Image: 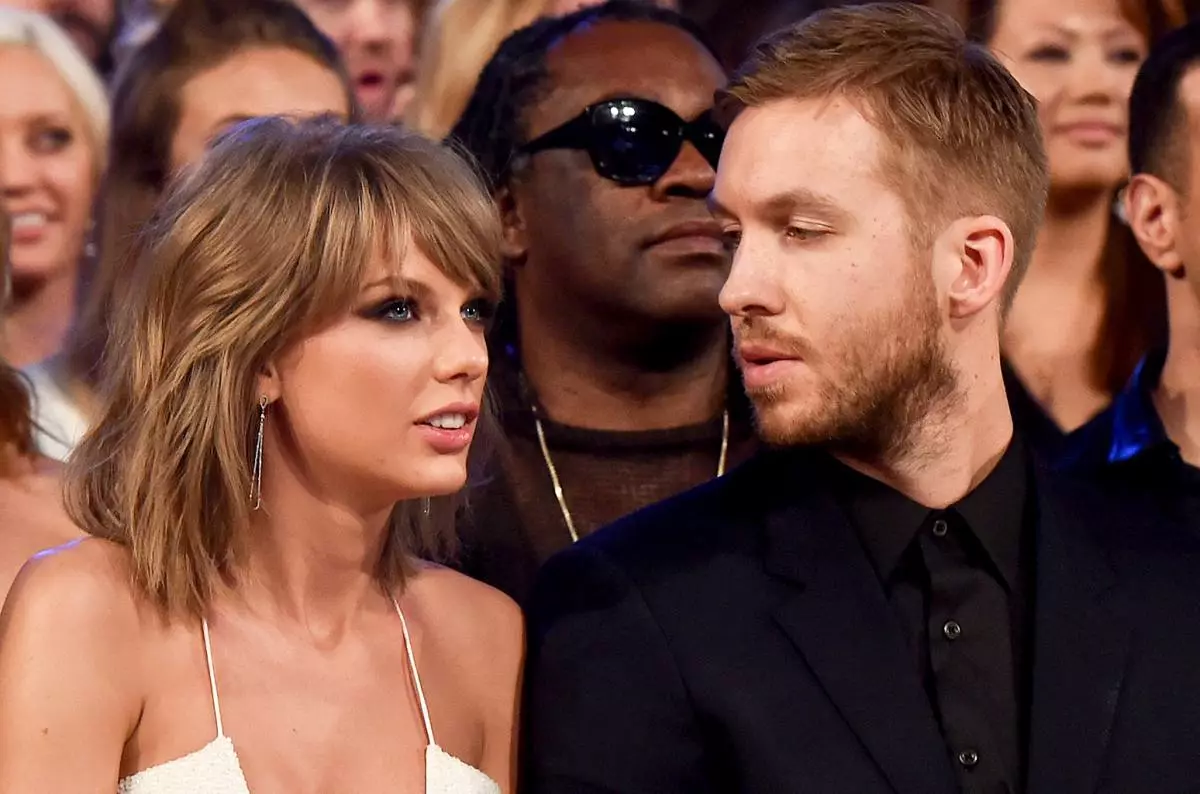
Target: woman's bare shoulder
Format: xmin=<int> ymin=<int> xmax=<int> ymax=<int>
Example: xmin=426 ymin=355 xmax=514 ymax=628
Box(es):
xmin=0 ymin=460 xmax=87 ymax=605
xmin=1 ymin=537 xmax=144 ymax=643
xmin=404 ymin=561 xmax=524 ymax=661
xmin=0 ymin=539 xmax=148 ymax=782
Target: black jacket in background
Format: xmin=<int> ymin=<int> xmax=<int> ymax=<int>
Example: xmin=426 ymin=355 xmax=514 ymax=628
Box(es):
xmin=522 ymin=445 xmax=1200 ymax=794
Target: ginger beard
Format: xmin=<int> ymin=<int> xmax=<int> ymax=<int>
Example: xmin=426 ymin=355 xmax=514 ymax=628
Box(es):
xmin=738 ymin=255 xmax=961 ymax=461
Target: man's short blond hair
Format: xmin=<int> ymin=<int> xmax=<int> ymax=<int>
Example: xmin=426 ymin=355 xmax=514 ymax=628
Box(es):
xmin=720 ymin=2 xmax=1049 ymax=312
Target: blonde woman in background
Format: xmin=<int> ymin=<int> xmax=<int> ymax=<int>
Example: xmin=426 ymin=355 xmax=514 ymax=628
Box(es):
xmin=0 ymin=8 xmax=107 ymax=368
xmin=0 ymin=117 xmax=521 ymax=792
xmin=407 ymin=0 xmax=676 ymax=140
xmin=406 ymin=0 xmax=551 ymax=139
xmin=0 ymin=210 xmax=80 ymax=608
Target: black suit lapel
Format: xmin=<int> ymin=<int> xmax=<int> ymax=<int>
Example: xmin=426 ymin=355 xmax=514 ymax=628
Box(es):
xmin=761 ymin=454 xmax=960 ymax=794
xmin=1027 ymin=469 xmax=1131 ymax=794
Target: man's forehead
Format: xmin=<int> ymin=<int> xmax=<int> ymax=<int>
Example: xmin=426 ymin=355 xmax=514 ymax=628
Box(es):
xmin=718 ymin=99 xmax=884 ymax=196
xmin=539 ymin=20 xmax=721 ymax=115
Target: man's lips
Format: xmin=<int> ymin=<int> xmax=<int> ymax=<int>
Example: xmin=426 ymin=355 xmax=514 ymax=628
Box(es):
xmin=735 ymin=342 xmax=806 ymax=390
xmin=735 ymin=342 xmax=802 ymax=367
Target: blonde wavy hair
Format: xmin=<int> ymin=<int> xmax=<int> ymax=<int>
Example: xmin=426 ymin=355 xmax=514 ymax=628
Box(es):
xmin=406 ymin=0 xmax=552 ymax=139
xmin=65 ymin=117 xmax=503 ymax=617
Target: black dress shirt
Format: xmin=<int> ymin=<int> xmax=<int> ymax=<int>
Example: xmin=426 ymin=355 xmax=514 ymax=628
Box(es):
xmin=1063 ymin=349 xmax=1200 ymax=528
xmin=830 ymin=439 xmax=1033 ymax=794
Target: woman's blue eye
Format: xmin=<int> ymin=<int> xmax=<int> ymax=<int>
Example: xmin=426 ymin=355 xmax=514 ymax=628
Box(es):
xmin=462 ymin=299 xmax=497 ymax=325
xmin=376 ymin=299 xmax=414 ymax=322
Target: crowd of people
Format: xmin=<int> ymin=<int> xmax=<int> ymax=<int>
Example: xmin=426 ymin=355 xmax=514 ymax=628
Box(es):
xmin=0 ymin=0 xmax=1197 ymax=790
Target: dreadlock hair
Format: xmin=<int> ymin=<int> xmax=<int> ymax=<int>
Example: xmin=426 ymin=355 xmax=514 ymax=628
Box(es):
xmin=448 ymin=0 xmax=718 ymax=192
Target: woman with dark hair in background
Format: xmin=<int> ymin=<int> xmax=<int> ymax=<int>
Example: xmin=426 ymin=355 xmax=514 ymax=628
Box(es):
xmin=0 ymin=210 xmax=80 ymax=607
xmin=969 ymin=0 xmax=1184 ymax=456
xmin=26 ymin=0 xmax=355 ymax=462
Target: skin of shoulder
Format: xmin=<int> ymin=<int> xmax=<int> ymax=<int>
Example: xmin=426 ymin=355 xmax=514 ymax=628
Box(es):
xmin=0 ymin=459 xmax=85 ymax=605
xmin=406 ymin=562 xmax=524 ymax=792
xmin=0 ymin=537 xmax=148 ymax=790
xmin=407 ymin=561 xmax=525 ymax=669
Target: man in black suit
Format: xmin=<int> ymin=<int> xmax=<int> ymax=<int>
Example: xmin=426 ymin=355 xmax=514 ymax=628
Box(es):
xmin=521 ymin=4 xmax=1200 ymax=794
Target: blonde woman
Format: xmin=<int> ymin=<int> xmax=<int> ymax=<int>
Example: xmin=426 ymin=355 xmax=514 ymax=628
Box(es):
xmin=0 ymin=118 xmax=521 ymax=792
xmin=0 ymin=9 xmax=108 ymax=367
xmin=406 ymin=0 xmax=552 ymax=139
xmin=0 ymin=210 xmax=81 ymax=608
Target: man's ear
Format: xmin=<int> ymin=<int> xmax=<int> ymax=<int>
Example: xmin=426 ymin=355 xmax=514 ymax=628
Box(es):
xmin=939 ymin=215 xmax=1014 ymax=320
xmin=497 ymin=184 xmax=529 ymax=263
xmin=1125 ymin=174 xmax=1186 ymax=278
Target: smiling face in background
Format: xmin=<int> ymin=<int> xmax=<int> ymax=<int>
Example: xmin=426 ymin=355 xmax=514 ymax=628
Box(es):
xmin=989 ymin=0 xmax=1147 ymax=193
xmin=267 ymin=244 xmax=492 ymax=509
xmin=0 ymin=45 xmax=96 ymax=286
xmin=293 ymin=0 xmax=418 ymax=121
xmin=170 ymin=46 xmax=350 ymax=171
xmin=714 ymin=97 xmax=957 ymax=455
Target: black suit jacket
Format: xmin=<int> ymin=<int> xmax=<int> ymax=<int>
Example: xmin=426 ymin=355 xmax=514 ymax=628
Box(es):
xmin=522 ymin=446 xmax=1200 ymax=794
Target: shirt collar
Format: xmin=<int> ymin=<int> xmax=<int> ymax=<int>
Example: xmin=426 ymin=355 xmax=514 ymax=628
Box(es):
xmin=831 ymin=435 xmax=1029 ymax=591
xmin=1108 ymin=348 xmax=1172 ymax=465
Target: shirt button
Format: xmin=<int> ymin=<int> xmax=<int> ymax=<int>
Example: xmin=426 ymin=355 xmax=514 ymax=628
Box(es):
xmin=942 ymin=620 xmax=962 ymax=640
xmin=932 ymin=519 xmax=948 ymax=537
xmin=958 ymin=749 xmax=980 ymax=768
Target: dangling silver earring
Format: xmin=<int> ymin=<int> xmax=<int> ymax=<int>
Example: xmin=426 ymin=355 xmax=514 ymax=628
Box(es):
xmin=83 ymin=219 xmax=97 ymax=261
xmin=421 ymin=497 xmax=431 ymax=517
xmin=250 ymin=396 xmax=267 ymax=510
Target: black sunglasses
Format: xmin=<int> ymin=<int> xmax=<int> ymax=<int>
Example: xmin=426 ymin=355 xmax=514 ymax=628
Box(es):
xmin=517 ymin=97 xmax=725 ymax=186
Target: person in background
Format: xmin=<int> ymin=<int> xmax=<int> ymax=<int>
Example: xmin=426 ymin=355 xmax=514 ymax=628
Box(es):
xmin=24 ymin=0 xmax=353 ymax=462
xmin=109 ymin=0 xmax=167 ymax=69
xmin=1 ymin=0 xmax=117 ymax=74
xmin=548 ymin=0 xmax=674 ymax=11
xmin=449 ymin=1 xmax=757 ymax=605
xmin=0 ymin=9 xmax=107 ymax=369
xmin=407 ymin=0 xmax=676 ymax=141
xmin=1065 ymin=20 xmax=1200 ymax=523
xmin=970 ymin=0 xmax=1183 ymax=457
xmin=0 ymin=209 xmax=80 ymax=608
xmin=293 ymin=0 xmax=425 ymax=121
xmin=407 ymin=0 xmax=553 ymax=140
xmin=0 ymin=117 xmax=521 ymax=792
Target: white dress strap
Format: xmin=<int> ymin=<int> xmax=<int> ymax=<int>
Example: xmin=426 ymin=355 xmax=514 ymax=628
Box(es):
xmin=200 ymin=618 xmax=226 ymax=738
xmin=391 ymin=596 xmax=437 ymax=747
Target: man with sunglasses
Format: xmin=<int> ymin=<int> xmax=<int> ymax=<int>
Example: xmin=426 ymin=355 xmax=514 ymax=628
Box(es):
xmin=519 ymin=4 xmax=1200 ymax=794
xmin=450 ymin=1 xmax=758 ymax=605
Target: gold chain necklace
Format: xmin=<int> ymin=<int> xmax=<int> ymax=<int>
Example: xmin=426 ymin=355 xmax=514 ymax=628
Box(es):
xmin=532 ymin=409 xmax=730 ymax=543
